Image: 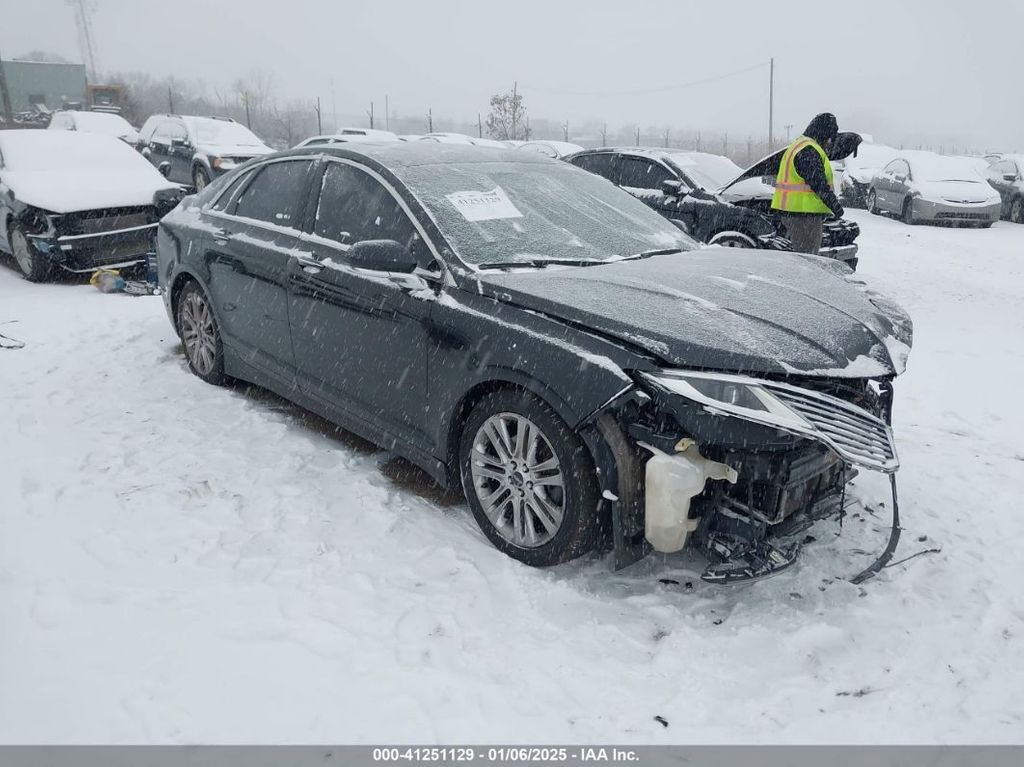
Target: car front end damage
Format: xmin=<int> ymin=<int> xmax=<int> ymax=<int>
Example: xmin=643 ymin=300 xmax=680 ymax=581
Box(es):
xmin=19 ymin=188 xmax=183 ymax=273
xmin=589 ymin=369 xmax=900 ymax=584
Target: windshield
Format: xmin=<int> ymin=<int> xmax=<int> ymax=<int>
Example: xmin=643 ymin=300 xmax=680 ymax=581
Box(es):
xmin=395 ymin=159 xmax=697 ymax=268
xmin=0 ymin=131 xmax=148 ymax=172
xmin=846 ymin=143 xmax=898 ymax=171
xmin=667 ymin=153 xmax=742 ymax=190
xmin=187 ymin=118 xmax=264 ymax=147
xmin=912 ymin=156 xmax=986 ymax=183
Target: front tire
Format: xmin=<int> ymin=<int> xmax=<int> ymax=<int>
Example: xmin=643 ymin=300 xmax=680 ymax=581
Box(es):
xmin=459 ymin=388 xmax=601 ymax=567
xmin=176 ymin=281 xmax=226 ymax=385
xmin=192 ymin=165 xmax=211 ymax=192
xmin=901 ymin=198 xmax=916 ymax=225
xmin=708 ymin=231 xmax=756 ymax=248
xmin=10 ymin=224 xmax=51 ymax=282
xmin=866 ymin=189 xmax=879 ymax=215
xmin=1010 ymin=198 xmax=1024 ymax=224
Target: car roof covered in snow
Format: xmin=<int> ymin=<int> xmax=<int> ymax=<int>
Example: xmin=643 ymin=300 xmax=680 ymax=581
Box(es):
xmin=288 ymin=141 xmax=558 ymax=168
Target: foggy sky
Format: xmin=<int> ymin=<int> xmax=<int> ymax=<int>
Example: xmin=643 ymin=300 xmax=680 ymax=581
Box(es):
xmin=2 ymin=0 xmax=1020 ymax=151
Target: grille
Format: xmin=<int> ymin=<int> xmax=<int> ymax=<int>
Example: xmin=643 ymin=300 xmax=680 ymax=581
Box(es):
xmin=68 ymin=207 xmax=152 ymax=235
xmin=762 ymin=381 xmax=899 ymax=473
xmin=936 ymin=212 xmax=987 ymax=220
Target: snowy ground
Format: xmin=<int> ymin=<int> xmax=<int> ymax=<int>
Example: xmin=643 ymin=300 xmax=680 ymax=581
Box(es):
xmin=1 ymin=210 xmax=1022 ymax=744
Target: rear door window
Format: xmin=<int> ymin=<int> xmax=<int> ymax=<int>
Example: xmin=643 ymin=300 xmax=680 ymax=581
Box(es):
xmin=211 ymin=169 xmax=256 ymax=212
xmin=569 ymin=153 xmax=617 ymax=182
xmin=232 ymin=160 xmax=314 ymax=228
xmin=617 ymin=158 xmax=674 ymax=190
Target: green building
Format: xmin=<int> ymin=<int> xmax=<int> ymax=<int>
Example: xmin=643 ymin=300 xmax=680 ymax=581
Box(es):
xmin=0 ymin=59 xmax=87 ymax=111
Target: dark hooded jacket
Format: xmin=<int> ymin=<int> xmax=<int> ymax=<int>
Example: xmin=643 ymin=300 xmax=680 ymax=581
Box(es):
xmin=790 ymin=113 xmax=842 ymax=216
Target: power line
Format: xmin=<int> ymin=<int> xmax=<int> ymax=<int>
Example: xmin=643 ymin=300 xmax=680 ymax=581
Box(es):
xmin=523 ymin=61 xmax=769 ymax=98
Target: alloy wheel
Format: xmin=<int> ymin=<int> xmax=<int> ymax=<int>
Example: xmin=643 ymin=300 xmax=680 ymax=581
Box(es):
xmin=469 ymin=412 xmax=565 ymax=548
xmin=180 ymin=290 xmax=217 ymax=376
xmin=11 ymin=229 xmax=34 ymax=277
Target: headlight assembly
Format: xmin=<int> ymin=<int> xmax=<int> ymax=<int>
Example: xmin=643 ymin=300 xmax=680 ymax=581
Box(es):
xmin=640 ymin=370 xmax=899 ymax=473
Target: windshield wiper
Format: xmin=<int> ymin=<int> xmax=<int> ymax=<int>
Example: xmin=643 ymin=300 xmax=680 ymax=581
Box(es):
xmin=620 ymin=248 xmax=685 ymax=262
xmin=478 ymin=258 xmax=608 ymax=270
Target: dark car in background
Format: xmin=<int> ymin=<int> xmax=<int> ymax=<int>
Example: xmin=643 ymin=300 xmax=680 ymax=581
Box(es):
xmin=0 ymin=130 xmax=183 ymax=281
xmin=138 ymin=114 xmax=273 ymax=191
xmin=566 ymin=147 xmax=789 ymax=249
xmin=984 ymin=155 xmax=1024 ymax=223
xmin=157 ymin=143 xmax=911 ymax=583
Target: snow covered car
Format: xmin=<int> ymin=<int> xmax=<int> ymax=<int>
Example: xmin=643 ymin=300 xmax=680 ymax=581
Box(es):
xmin=866 ymin=152 xmax=1002 ymax=226
xmin=839 ymin=142 xmax=899 ymax=208
xmin=157 ymin=143 xmax=912 ymax=582
xmin=718 ymin=133 xmax=863 ymax=267
xmin=516 ymin=140 xmax=584 ymax=159
xmin=983 ymin=155 xmax=1024 ymax=224
xmin=294 ymin=129 xmax=399 ymax=148
xmin=138 ymin=114 xmax=273 ymax=191
xmin=565 ymin=148 xmax=791 ymax=250
xmin=0 ymin=130 xmax=184 ymax=282
xmin=48 ymin=109 xmax=142 ymax=148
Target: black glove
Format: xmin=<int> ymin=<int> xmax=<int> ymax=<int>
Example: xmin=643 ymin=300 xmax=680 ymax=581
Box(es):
xmin=831 ymin=204 xmax=845 ymax=219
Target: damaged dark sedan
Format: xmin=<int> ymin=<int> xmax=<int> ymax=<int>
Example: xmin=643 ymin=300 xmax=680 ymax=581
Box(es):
xmin=157 ymin=143 xmax=913 ymax=583
xmin=0 ymin=130 xmax=183 ymax=281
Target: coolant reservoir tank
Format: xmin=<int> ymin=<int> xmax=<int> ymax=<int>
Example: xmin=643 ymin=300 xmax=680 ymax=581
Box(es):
xmin=645 ymin=441 xmax=737 ymax=554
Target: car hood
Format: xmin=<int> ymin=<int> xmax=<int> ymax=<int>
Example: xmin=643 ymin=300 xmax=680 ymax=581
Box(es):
xmin=197 ymin=142 xmax=273 ymax=158
xmin=474 ymin=247 xmax=912 ymax=378
xmin=719 ymin=132 xmax=863 ymax=196
xmin=2 ymin=168 xmax=175 ymax=214
xmin=914 ymin=180 xmax=996 ymax=204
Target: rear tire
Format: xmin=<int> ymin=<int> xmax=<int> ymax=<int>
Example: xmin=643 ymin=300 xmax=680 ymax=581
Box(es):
xmin=866 ymin=189 xmax=879 ymax=215
xmin=459 ymin=388 xmax=601 ymax=567
xmin=176 ymin=281 xmax=226 ymax=385
xmin=10 ymin=223 xmax=51 ymax=282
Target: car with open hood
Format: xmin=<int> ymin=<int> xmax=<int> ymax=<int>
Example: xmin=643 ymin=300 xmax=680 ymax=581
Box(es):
xmin=156 ymin=143 xmax=912 ymax=583
xmin=565 ymin=147 xmax=791 ymax=251
xmin=983 ymin=155 xmax=1024 ymax=224
xmin=866 ymin=151 xmax=1002 ymax=226
xmin=0 ymin=130 xmax=184 ymax=281
xmin=717 ymin=132 xmax=864 ymax=266
xmin=138 ymin=114 xmax=273 ymax=191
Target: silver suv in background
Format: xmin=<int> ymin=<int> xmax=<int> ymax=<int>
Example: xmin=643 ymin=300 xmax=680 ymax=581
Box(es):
xmin=137 ymin=114 xmax=273 ymax=190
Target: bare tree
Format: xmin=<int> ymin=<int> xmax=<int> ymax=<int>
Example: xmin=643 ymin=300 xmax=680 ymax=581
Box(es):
xmin=485 ymin=87 xmax=527 ymax=141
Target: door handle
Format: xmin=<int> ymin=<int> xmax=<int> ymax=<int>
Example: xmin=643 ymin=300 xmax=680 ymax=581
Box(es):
xmin=295 ymin=254 xmax=324 ymax=273
xmin=212 ymin=228 xmax=230 ymax=244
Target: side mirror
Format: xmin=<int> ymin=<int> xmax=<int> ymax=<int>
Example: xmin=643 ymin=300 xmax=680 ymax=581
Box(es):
xmin=157 ymin=161 xmax=171 ymax=178
xmin=171 ymin=137 xmax=190 ymax=149
xmin=661 ymin=179 xmax=684 ymax=196
xmin=1004 ymin=173 xmax=1017 ymax=182
xmin=347 ymin=239 xmax=418 ymax=273
xmin=894 ymin=174 xmax=907 ymax=184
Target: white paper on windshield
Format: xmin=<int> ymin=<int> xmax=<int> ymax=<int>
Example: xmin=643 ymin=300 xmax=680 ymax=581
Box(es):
xmin=446 ymin=187 xmax=523 ymax=222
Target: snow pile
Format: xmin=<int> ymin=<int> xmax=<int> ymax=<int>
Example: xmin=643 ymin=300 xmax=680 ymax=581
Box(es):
xmin=0 ymin=210 xmax=1023 ymax=744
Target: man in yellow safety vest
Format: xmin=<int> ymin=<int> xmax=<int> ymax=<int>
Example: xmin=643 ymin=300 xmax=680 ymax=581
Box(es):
xmin=771 ymin=113 xmax=845 ymax=255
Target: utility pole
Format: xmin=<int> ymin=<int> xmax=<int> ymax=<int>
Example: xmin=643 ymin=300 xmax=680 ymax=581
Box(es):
xmin=167 ymin=85 xmax=174 ymax=113
xmin=723 ymin=132 xmax=728 ymax=155
xmin=747 ymin=136 xmax=753 ymax=164
xmin=385 ymin=95 xmax=390 ymax=131
xmin=768 ymin=57 xmax=775 ymax=150
xmin=696 ymin=130 xmax=702 ymax=152
xmin=601 ymin=123 xmax=607 ymax=147
xmin=367 ymin=101 xmax=374 ymax=129
xmin=477 ymin=113 xmax=483 ymax=138
xmin=0 ymin=48 xmax=13 ymax=124
xmin=243 ymin=92 xmax=251 ymax=128
xmin=427 ymin=107 xmax=433 ymax=133
xmin=511 ymin=81 xmax=518 ymax=140
xmin=562 ymin=121 xmax=569 ymax=142
xmin=330 ymin=78 xmax=337 ymax=133
xmin=662 ymin=128 xmax=669 ymax=148
xmin=784 ymin=123 xmax=793 ymax=144
xmin=635 ymin=126 xmax=640 ymax=145
xmin=315 ymin=97 xmax=322 ymax=135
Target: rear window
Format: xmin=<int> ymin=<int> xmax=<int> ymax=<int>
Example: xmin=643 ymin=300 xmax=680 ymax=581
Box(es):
xmin=233 ymin=160 xmax=313 ymax=227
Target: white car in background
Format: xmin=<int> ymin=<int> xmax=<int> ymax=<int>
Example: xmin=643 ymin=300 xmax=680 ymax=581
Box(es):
xmin=419 ymin=132 xmax=507 ymax=149
xmin=48 ymin=110 xmax=141 ymax=148
xmin=515 ymin=140 xmax=584 ymax=159
xmin=294 ymin=129 xmax=399 ymax=148
xmin=867 ymin=151 xmax=1002 ymax=226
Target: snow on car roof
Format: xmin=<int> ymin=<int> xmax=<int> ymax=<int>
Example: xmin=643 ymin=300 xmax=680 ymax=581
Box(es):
xmin=0 ymin=129 xmax=147 ymax=171
xmin=300 ymin=141 xmax=554 ymax=168
xmin=63 ymin=111 xmax=135 ymax=136
xmin=899 ymin=150 xmax=988 ymax=182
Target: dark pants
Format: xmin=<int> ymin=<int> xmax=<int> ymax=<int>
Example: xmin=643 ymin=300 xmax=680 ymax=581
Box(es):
xmin=781 ymin=214 xmax=825 ymax=255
